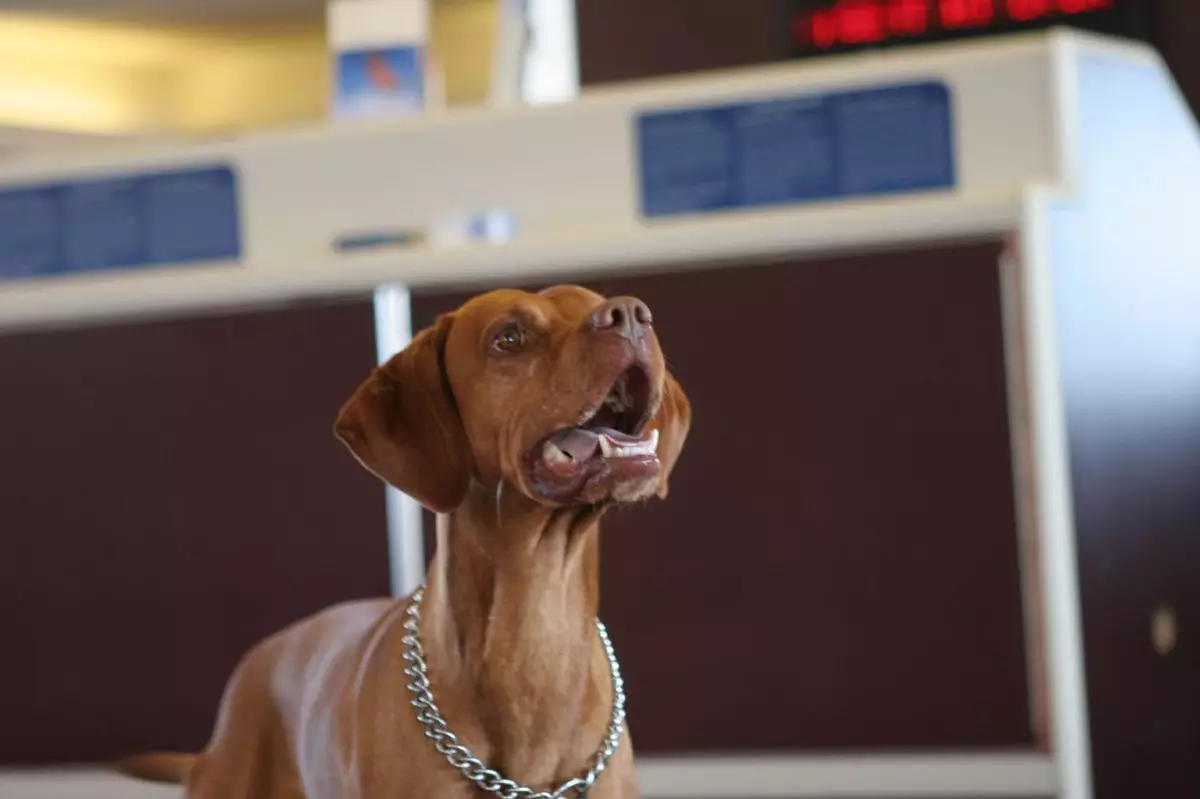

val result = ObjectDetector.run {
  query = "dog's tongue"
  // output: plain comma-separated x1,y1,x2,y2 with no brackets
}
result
553,428,601,461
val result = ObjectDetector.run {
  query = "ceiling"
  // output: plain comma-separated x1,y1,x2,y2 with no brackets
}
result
0,0,325,26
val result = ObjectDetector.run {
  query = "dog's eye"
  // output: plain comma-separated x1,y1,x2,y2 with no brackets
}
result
491,324,526,354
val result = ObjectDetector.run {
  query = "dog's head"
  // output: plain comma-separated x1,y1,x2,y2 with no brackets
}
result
335,285,691,512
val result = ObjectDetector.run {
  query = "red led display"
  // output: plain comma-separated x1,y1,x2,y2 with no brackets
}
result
940,0,996,30
1007,0,1052,21
794,0,1120,51
889,0,932,34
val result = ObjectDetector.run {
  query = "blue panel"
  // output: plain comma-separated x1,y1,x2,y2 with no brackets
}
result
62,178,146,273
0,187,63,278
141,167,241,265
0,165,241,282
637,82,956,219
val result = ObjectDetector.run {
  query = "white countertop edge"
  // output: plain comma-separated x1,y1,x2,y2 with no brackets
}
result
0,751,1056,799
635,751,1057,797
0,191,1021,334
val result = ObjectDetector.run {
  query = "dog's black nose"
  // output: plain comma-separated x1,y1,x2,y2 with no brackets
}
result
588,297,652,341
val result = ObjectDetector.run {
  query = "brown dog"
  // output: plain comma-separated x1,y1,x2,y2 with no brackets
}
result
119,285,691,799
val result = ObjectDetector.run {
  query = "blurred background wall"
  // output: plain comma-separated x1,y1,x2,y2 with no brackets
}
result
1,0,1199,149
573,0,1200,113
0,0,502,148
1,0,1200,150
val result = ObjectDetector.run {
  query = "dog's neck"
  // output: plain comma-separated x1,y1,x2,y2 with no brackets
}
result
419,481,612,788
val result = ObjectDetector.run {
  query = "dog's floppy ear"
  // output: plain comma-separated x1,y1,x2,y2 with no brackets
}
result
652,372,691,499
334,314,473,513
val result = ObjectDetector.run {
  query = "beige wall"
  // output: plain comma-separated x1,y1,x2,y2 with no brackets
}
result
432,0,498,108
0,0,498,140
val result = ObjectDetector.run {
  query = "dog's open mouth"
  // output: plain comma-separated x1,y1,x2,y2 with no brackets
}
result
530,366,661,500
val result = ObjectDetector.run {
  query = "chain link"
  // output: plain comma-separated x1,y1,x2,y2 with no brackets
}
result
401,586,626,799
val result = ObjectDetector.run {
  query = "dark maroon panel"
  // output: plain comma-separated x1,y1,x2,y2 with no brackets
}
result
575,0,790,87
1048,243,1200,792
413,241,1033,751
1153,0,1200,120
1071,422,1200,799
0,300,390,765
576,1,1200,125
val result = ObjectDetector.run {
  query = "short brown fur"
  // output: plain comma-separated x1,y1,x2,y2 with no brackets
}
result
118,286,690,799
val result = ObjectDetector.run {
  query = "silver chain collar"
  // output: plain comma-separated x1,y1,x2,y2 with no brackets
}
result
400,586,627,799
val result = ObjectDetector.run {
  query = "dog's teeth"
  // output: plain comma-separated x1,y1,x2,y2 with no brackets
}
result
598,434,660,459
544,442,572,464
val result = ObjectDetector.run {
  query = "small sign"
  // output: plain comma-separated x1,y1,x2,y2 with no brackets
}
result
334,47,425,118
0,165,241,282
636,81,956,219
